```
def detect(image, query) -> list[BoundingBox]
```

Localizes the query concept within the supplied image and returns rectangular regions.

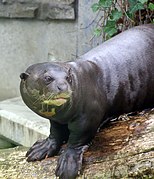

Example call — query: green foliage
[103,21,117,38]
[91,0,113,12]
[93,28,102,36]
[110,10,123,21]
[129,2,144,14]
[148,2,154,10]
[99,0,113,8]
[138,0,148,3]
[91,0,154,40]
[91,3,100,12]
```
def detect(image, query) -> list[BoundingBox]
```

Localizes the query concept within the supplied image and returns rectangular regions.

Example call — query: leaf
[129,2,144,14]
[104,27,117,37]
[148,3,154,10]
[91,3,100,12]
[110,10,123,21]
[103,21,117,37]
[126,11,133,19]
[94,28,102,36]
[138,0,148,4]
[99,0,113,8]
[105,20,116,27]
[128,0,138,7]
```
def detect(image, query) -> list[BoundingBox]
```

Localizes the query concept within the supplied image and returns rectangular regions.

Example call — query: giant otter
[20,24,154,179]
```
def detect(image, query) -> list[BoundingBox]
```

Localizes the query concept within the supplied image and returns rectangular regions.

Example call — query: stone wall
[0,0,75,20]
[0,0,101,101]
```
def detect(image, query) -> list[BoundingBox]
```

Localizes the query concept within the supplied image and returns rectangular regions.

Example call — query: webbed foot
[26,137,60,162]
[55,146,88,179]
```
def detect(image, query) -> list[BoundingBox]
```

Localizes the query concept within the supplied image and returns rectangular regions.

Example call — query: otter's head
[20,62,73,119]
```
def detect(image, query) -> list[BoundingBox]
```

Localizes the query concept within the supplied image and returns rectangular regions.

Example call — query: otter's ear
[20,73,29,81]
[68,67,72,75]
[66,68,73,84]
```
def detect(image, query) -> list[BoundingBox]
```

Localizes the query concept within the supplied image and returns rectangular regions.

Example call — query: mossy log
[0,109,154,179]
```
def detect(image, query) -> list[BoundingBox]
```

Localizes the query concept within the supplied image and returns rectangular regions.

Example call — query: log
[0,109,154,178]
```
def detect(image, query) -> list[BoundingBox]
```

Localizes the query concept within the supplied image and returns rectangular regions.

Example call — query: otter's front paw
[55,146,88,179]
[26,137,59,162]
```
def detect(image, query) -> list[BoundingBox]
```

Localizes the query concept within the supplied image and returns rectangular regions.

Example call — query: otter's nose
[57,82,68,92]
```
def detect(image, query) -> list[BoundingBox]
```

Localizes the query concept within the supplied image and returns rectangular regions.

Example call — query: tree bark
[0,109,154,178]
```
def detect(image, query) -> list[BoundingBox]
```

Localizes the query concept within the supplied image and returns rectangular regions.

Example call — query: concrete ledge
[0,97,50,147]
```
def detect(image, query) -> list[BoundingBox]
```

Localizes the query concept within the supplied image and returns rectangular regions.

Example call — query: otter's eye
[44,76,54,84]
[66,75,72,84]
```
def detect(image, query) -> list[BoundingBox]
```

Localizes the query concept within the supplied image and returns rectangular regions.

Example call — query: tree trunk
[0,109,154,178]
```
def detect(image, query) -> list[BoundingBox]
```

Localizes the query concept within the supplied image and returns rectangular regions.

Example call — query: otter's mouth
[26,89,71,117]
[24,88,72,117]
[42,93,70,107]
[28,89,71,105]
[39,92,71,117]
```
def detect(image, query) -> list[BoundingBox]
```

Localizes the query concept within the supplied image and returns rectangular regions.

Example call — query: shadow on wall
[0,136,17,149]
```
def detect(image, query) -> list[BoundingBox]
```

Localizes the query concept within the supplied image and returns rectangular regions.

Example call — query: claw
[55,145,89,179]
[26,137,60,162]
